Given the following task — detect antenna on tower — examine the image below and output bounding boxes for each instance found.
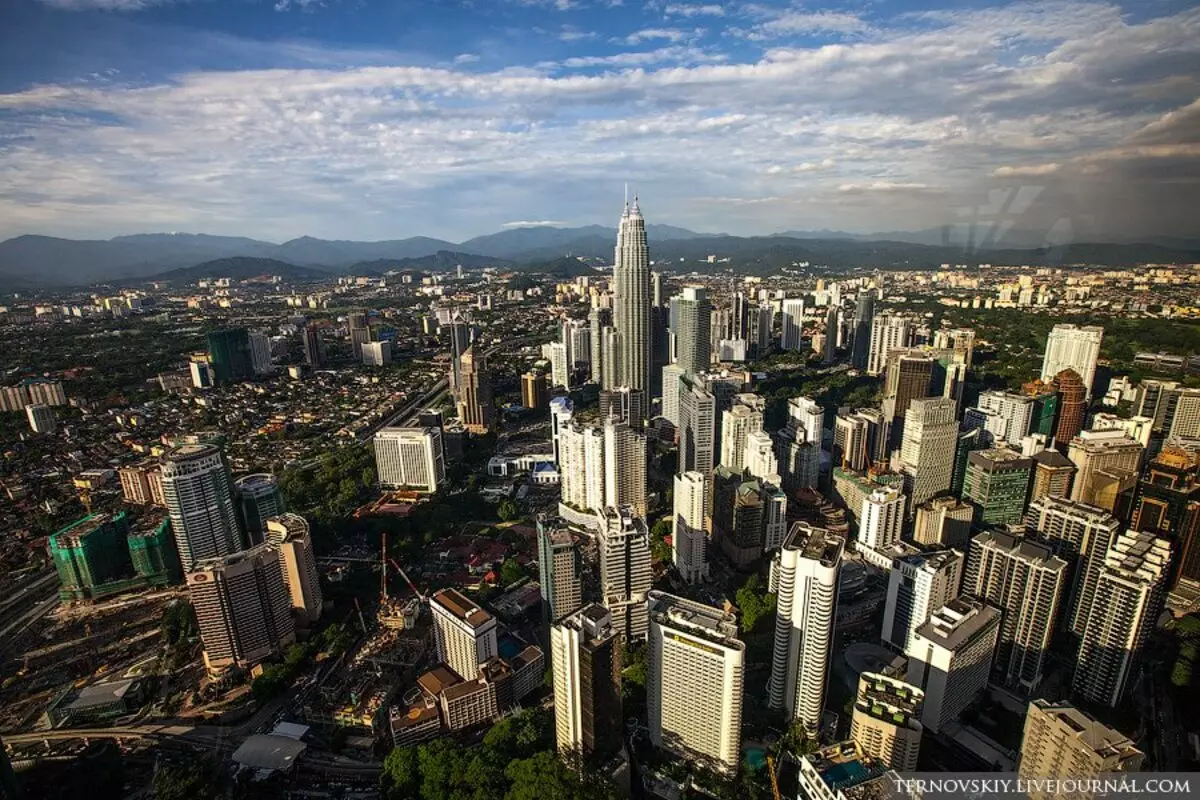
[624,182,629,208]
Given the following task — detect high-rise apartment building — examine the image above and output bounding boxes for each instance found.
[119,461,166,506]
[675,287,712,376]
[678,373,716,480]
[965,530,1067,694]
[647,591,745,774]
[603,417,647,517]
[962,448,1033,528]
[48,512,133,601]
[1030,449,1076,502]
[1129,444,1200,603]
[248,330,273,374]
[899,396,959,509]
[551,604,623,763]
[1073,530,1171,707]
[857,487,906,569]
[1019,700,1143,784]
[912,496,973,548]
[455,345,495,434]
[430,588,499,681]
[769,522,843,734]
[882,549,963,653]
[25,403,55,433]
[1053,369,1088,446]
[613,196,652,395]
[743,430,779,482]
[775,396,823,492]
[673,471,709,583]
[537,518,583,624]
[161,444,242,572]
[302,326,325,368]
[264,513,322,625]
[719,396,764,472]
[1041,324,1103,397]
[850,673,925,771]
[598,506,653,642]
[374,426,446,493]
[361,340,391,366]
[545,340,571,390]
[713,469,787,568]
[975,390,1036,445]
[905,597,1001,734]
[660,363,685,426]
[833,412,869,472]
[188,544,296,673]
[781,298,805,351]
[867,313,913,376]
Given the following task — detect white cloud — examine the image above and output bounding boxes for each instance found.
[551,46,725,69]
[738,10,869,41]
[838,181,934,193]
[992,163,1061,177]
[664,3,724,18]
[453,53,481,65]
[558,26,597,42]
[623,28,692,45]
[502,220,567,227]
[36,0,173,9]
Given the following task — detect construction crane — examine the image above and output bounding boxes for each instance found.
[380,532,388,603]
[352,597,367,634]
[389,558,427,603]
[767,754,782,800]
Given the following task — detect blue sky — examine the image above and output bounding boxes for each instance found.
[1,0,1198,243]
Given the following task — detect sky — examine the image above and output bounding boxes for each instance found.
[0,0,1198,244]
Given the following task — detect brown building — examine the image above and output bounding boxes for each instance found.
[1019,699,1142,797]
[1053,369,1087,448]
[119,461,165,506]
[521,371,548,410]
[454,345,495,434]
[1030,449,1076,502]
[1130,444,1200,609]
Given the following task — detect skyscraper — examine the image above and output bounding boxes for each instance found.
[678,374,716,481]
[521,371,548,410]
[743,430,779,482]
[603,416,647,517]
[188,544,296,673]
[851,290,876,370]
[781,298,805,351]
[49,512,133,601]
[675,287,712,376]
[537,517,582,624]
[849,673,925,771]
[905,597,1001,734]
[1019,700,1143,784]
[962,448,1033,528]
[551,604,623,763]
[673,471,708,583]
[1030,449,1076,502]
[455,344,494,434]
[899,397,959,509]
[1073,530,1171,707]
[834,412,870,472]
[25,403,55,433]
[713,469,786,568]
[964,530,1067,694]
[769,522,843,734]
[1129,444,1200,606]
[867,313,913,376]
[1053,369,1088,446]
[775,396,823,492]
[857,487,906,568]
[1041,324,1103,397]
[430,588,499,681]
[660,363,686,426]
[233,473,284,546]
[598,506,653,642]
[302,326,325,368]
[647,591,745,774]
[613,196,652,395]
[248,330,273,374]
[588,306,611,385]
[206,328,253,384]
[882,350,934,443]
[161,444,242,572]
[882,549,964,653]
[545,340,571,390]
[374,427,446,493]
[1066,429,1143,508]
[912,497,974,548]
[264,513,323,626]
[719,394,765,472]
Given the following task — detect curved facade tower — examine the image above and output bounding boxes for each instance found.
[161,444,243,572]
[614,196,651,396]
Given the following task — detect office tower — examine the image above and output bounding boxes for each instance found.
[1067,429,1142,507]
[675,287,712,376]
[1137,379,1181,431]
[49,512,132,601]
[551,604,623,763]
[769,522,843,734]
[899,397,958,508]
[431,588,499,680]
[857,487,906,568]
[647,591,745,774]
[545,340,571,390]
[1041,324,1103,396]
[600,325,621,391]
[781,298,805,351]
[188,358,214,389]
[233,473,285,545]
[822,305,839,363]
[603,417,647,517]
[851,290,876,369]
[248,330,272,374]
[882,549,963,652]
[850,673,925,771]
[867,313,913,376]
[348,310,370,356]
[128,515,182,586]
[678,374,716,482]
[264,513,322,625]
[161,444,242,572]
[951,425,990,496]
[905,597,1001,734]
[743,430,779,482]
[550,396,573,465]
[598,506,653,642]
[719,396,764,472]
[374,426,445,493]
[1019,700,1143,783]
[302,326,325,367]
[965,530,1067,694]
[962,448,1033,528]
[1074,530,1170,707]
[538,518,583,624]
[187,544,296,673]
[1030,449,1076,502]
[1025,496,1121,639]
[660,364,685,426]
[882,351,934,442]
[1022,379,1061,436]
[613,196,651,395]
[25,402,55,433]
[455,345,495,434]
[975,391,1036,445]
[588,306,611,384]
[750,304,774,358]
[774,396,822,492]
[521,371,548,410]
[599,386,645,431]
[673,471,709,583]
[1053,369,1088,446]
[913,497,973,548]
[206,328,253,383]
[361,340,391,366]
[1130,444,1200,604]
[713,469,787,567]
[1168,388,1200,439]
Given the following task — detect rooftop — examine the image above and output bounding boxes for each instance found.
[67,678,138,710]
[232,734,307,772]
[915,596,1001,651]
[1032,449,1074,468]
[647,590,743,649]
[391,701,439,732]
[431,588,494,629]
[969,448,1032,470]
[417,666,461,698]
[804,742,892,799]
[1032,700,1142,759]
[783,521,844,566]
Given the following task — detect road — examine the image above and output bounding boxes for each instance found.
[0,593,59,656]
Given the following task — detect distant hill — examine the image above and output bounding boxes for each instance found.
[274,235,460,266]
[346,251,510,274]
[510,256,597,277]
[151,257,330,282]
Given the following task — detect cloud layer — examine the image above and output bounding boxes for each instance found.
[2,1,1199,242]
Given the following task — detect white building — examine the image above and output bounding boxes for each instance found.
[781,298,805,351]
[857,488,907,569]
[374,426,445,493]
[899,397,959,508]
[867,314,913,376]
[430,588,499,681]
[361,340,392,366]
[544,340,571,390]
[598,506,653,642]
[905,597,1001,734]
[743,430,780,482]
[661,364,686,426]
[976,390,1035,445]
[647,591,745,774]
[264,513,323,625]
[769,522,843,734]
[673,471,709,584]
[551,604,622,760]
[1041,324,1103,396]
[613,196,652,394]
[720,398,764,472]
[882,549,963,653]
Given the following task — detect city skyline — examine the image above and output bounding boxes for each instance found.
[2,1,1199,242]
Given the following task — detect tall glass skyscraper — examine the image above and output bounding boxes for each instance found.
[613,196,651,396]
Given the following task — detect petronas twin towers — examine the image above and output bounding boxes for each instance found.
[613,195,652,395]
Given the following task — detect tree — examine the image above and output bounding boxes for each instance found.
[153,758,222,800]
[497,499,519,522]
[499,558,526,586]
[418,739,466,800]
[649,518,672,563]
[736,574,776,634]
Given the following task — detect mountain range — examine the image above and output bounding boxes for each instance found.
[1,225,1198,288]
